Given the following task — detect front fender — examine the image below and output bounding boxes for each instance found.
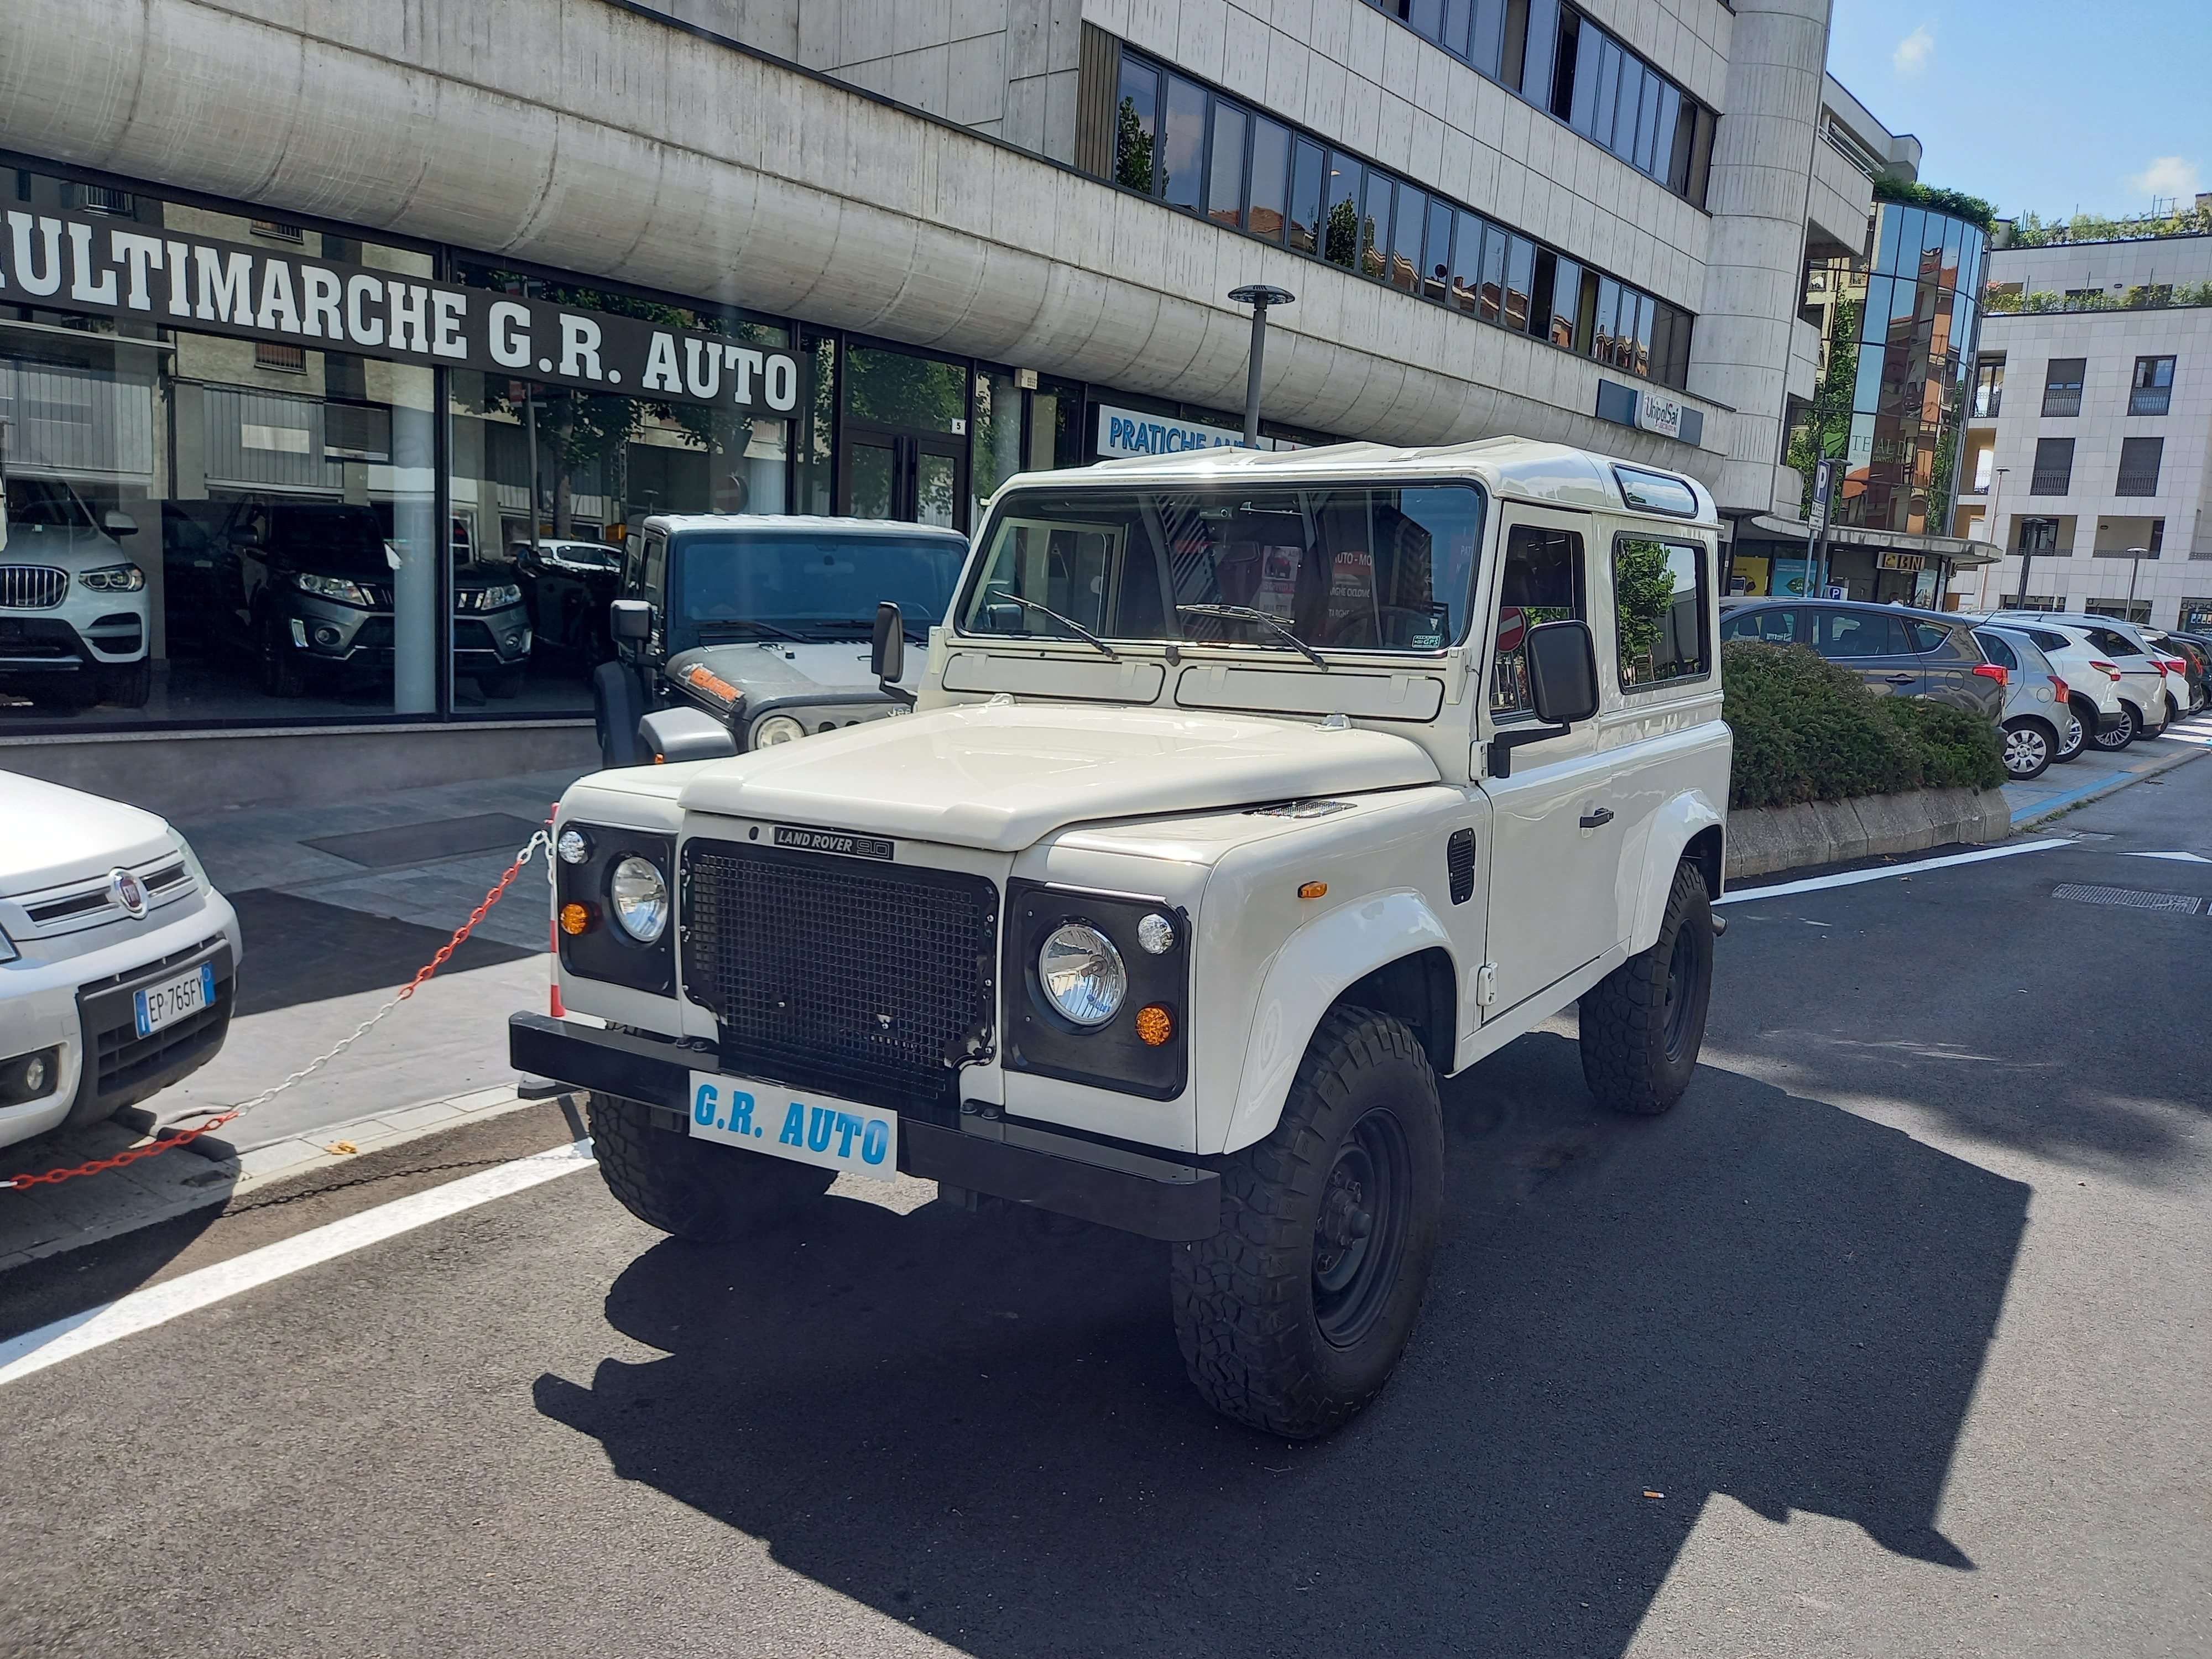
[1218,890,1452,1156]
[1625,790,1725,956]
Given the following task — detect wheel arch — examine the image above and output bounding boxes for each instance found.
[1626,790,1727,956]
[1217,892,1456,1156]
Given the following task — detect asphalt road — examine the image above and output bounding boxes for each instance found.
[1,760,2206,1658]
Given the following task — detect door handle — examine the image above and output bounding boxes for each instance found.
[1884,674,1914,684]
[1579,807,1614,829]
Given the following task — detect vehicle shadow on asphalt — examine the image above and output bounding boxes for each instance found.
[535,1032,2027,1659]
[226,889,535,1017]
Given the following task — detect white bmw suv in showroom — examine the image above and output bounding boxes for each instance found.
[1,474,153,711]
[0,773,241,1152]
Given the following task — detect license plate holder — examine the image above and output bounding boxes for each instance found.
[133,962,217,1039]
[687,1070,898,1182]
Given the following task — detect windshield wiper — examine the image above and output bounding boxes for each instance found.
[985,591,1119,659]
[693,618,804,643]
[1177,604,1328,670]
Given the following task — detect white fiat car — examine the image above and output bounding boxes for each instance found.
[515,439,1731,1437]
[0,773,242,1151]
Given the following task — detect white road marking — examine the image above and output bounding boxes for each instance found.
[2125,851,2212,864]
[0,1139,597,1389]
[1715,838,2072,906]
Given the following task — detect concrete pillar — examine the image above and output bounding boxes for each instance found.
[389,366,438,715]
[1689,0,1829,519]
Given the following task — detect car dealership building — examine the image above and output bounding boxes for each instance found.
[0,0,1970,813]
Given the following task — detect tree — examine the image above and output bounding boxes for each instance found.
[1115,98,1154,194]
[1785,299,1861,516]
[1614,537,1679,676]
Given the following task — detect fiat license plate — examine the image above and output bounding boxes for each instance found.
[134,963,216,1037]
[687,1071,898,1182]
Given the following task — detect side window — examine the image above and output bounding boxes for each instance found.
[640,534,667,603]
[2086,627,2143,659]
[1815,609,1899,659]
[1720,606,1796,644]
[1613,536,1709,690]
[1906,618,1957,654]
[1976,633,2018,671]
[1490,523,1586,717]
[2028,629,2072,656]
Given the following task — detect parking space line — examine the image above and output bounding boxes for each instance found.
[0,1140,597,1389]
[1717,839,2072,906]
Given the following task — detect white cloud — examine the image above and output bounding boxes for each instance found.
[1893,25,1935,75]
[2127,156,2201,203]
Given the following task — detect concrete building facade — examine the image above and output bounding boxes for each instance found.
[0,0,1927,807]
[1955,232,2212,629]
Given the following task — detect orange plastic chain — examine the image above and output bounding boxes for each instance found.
[3,832,548,1192]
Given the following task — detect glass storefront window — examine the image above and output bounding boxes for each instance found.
[0,176,441,728]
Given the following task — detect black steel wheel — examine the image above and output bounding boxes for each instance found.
[1580,859,1714,1115]
[1171,1006,1443,1439]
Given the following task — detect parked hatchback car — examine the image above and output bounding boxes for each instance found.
[1719,598,2005,722]
[1971,625,2074,779]
[1962,617,2125,754]
[0,773,242,1152]
[2141,628,2207,714]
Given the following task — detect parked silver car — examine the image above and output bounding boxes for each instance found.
[1972,625,2077,780]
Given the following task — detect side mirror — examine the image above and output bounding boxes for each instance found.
[103,510,139,537]
[637,707,737,764]
[1526,619,1600,727]
[609,598,653,644]
[871,601,916,707]
[231,520,266,549]
[1488,619,1600,780]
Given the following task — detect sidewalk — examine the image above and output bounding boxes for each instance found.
[2002,709,2212,827]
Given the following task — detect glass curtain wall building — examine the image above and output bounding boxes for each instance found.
[1794,203,1988,539]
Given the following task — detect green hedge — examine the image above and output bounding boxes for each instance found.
[1721,641,2005,810]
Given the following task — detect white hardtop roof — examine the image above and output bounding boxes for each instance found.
[995,436,1718,528]
[643,512,969,541]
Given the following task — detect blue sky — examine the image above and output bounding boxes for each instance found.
[1824,2,2211,221]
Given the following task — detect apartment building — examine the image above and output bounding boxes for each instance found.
[1956,224,2212,629]
[0,0,1925,806]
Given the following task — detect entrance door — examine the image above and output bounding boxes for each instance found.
[841,430,966,529]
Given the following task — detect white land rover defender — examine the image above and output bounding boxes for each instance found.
[514,437,1731,1437]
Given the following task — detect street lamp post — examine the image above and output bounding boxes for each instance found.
[1227,284,1296,447]
[1978,465,2007,611]
[2125,545,2151,619]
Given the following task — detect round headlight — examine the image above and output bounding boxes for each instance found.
[608,855,669,942]
[557,827,593,865]
[1136,912,1176,955]
[753,714,806,748]
[1038,922,1126,1027]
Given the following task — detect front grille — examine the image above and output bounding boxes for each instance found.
[0,566,68,610]
[94,993,229,1100]
[680,838,998,1110]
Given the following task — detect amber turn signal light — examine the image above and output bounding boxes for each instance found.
[1134,1004,1175,1047]
[1297,880,1328,900]
[560,901,596,936]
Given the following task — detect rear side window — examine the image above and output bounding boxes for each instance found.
[1720,606,1797,644]
[2026,629,2072,655]
[1906,618,1962,655]
[1975,631,2018,671]
[1814,609,1904,659]
[1612,535,1709,691]
[2085,627,2144,659]
[1491,524,1586,716]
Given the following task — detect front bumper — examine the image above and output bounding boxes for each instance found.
[509,1013,1221,1241]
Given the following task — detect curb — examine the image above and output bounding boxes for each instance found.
[2008,739,2207,828]
[1,1084,577,1274]
[1725,785,2008,883]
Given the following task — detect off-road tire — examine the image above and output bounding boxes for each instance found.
[1170,1007,1443,1440]
[1579,860,1714,1116]
[587,1089,833,1243]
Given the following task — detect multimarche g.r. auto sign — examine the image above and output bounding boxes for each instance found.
[0,208,805,419]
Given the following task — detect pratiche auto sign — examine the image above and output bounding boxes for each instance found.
[0,208,805,419]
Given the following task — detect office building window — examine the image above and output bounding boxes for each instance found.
[2016,517,2063,553]
[2148,518,2166,555]
[1098,48,1694,388]
[1973,359,2003,418]
[1358,1,1714,205]
[2041,358,2085,418]
[253,341,307,373]
[2115,436,2163,497]
[2030,439,2074,495]
[2129,355,2174,416]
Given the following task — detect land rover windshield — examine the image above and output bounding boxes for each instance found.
[669,530,965,649]
[957,482,1486,653]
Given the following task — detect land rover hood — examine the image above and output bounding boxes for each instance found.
[676,703,1439,852]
